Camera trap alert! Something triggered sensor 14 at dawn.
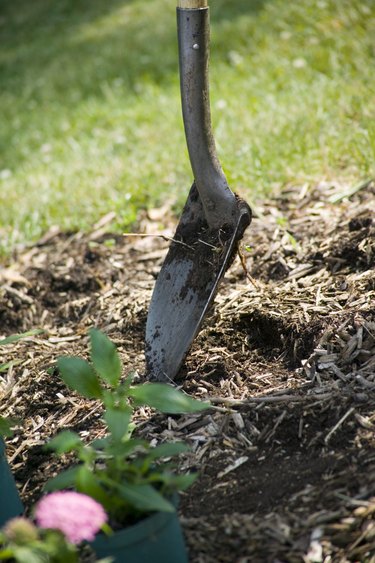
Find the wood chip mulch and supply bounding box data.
[0,180,374,562]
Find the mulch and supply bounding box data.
[0,179,374,562]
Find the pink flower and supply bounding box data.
[35,491,107,544]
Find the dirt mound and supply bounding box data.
[0,181,374,562]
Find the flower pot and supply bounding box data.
[0,438,24,526]
[90,507,188,563]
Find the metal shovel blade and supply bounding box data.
[145,183,251,381]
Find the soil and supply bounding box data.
[0,180,374,562]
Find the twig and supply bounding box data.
[123,232,194,250]
[217,456,249,478]
[237,246,260,288]
[197,239,218,250]
[325,407,355,444]
[2,285,33,305]
[208,392,334,406]
[265,410,287,443]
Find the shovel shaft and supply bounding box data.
[177,7,238,230]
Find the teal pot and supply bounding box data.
[90,506,188,563]
[0,438,24,526]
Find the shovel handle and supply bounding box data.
[177,5,238,230]
[178,1,207,7]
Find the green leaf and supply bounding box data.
[116,482,175,513]
[0,329,44,346]
[44,466,80,492]
[115,372,136,397]
[78,445,97,465]
[104,406,131,443]
[46,430,82,454]
[157,472,197,491]
[7,546,42,563]
[0,416,20,438]
[89,329,122,387]
[91,437,110,450]
[129,383,210,414]
[173,472,197,490]
[0,360,22,373]
[106,438,148,458]
[146,469,197,492]
[147,442,189,461]
[0,548,15,560]
[328,177,373,204]
[122,372,136,390]
[76,466,112,508]
[57,357,102,399]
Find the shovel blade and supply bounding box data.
[145,183,251,381]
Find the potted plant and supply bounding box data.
[0,428,24,527]
[0,491,110,562]
[44,329,208,562]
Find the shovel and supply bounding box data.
[145,0,251,382]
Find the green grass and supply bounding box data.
[0,0,374,255]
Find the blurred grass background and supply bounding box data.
[0,0,374,255]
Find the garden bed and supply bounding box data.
[0,180,374,562]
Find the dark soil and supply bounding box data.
[0,181,374,562]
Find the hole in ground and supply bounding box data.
[232,310,324,368]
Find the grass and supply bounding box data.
[0,0,374,255]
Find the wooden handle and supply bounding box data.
[178,0,208,7]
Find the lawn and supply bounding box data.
[0,0,374,255]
